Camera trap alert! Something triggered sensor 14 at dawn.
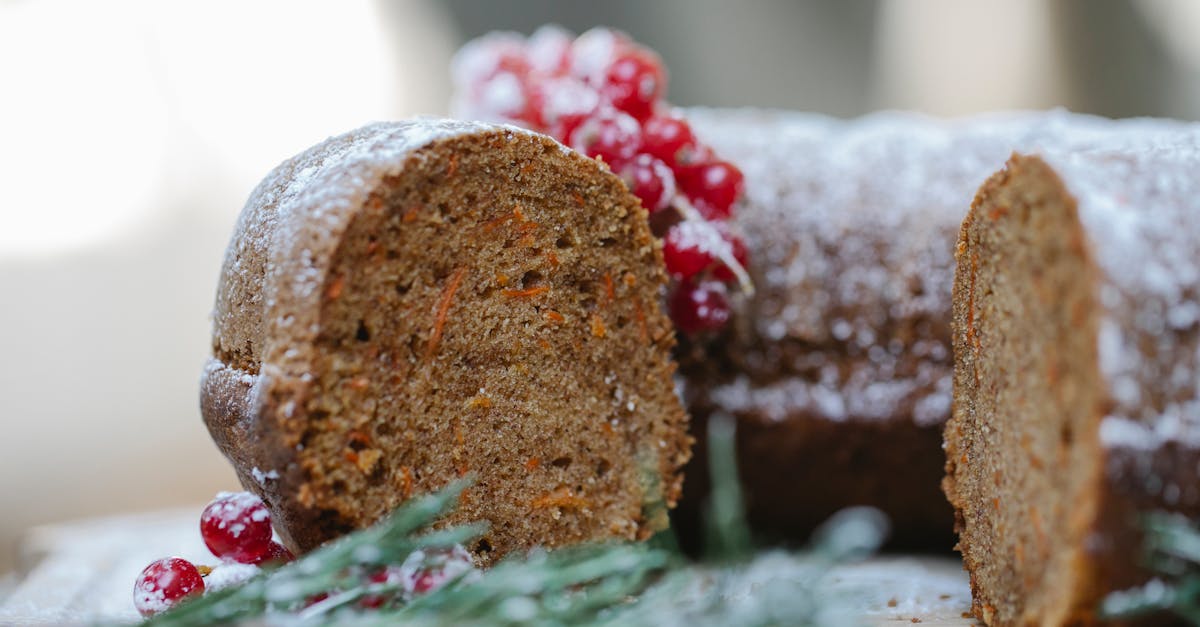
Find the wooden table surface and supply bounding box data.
[0,508,979,625]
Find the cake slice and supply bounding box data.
[200,119,690,562]
[946,141,1200,624]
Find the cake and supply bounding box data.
[676,109,1193,549]
[945,139,1200,624]
[200,119,691,562]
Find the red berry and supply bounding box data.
[642,115,697,166]
[200,492,274,564]
[662,221,723,279]
[525,25,572,76]
[678,160,744,220]
[670,280,732,334]
[711,226,750,281]
[620,154,676,212]
[569,28,628,84]
[254,541,294,566]
[133,557,205,617]
[530,76,599,141]
[400,545,475,598]
[602,49,666,120]
[569,108,642,164]
[360,566,403,608]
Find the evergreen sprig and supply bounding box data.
[1101,511,1200,624]
[139,421,888,626]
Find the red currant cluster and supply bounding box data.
[133,492,293,617]
[453,26,751,334]
[133,492,475,617]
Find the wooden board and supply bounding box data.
[0,508,978,625]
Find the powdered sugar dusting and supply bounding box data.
[686,108,1193,429]
[1035,136,1200,452]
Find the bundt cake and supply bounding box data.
[946,139,1200,624]
[200,119,690,562]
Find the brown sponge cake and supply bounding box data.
[946,141,1200,624]
[201,119,690,561]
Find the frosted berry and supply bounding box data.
[678,160,744,220]
[531,76,599,140]
[670,280,731,334]
[200,492,274,564]
[663,221,723,279]
[569,108,642,164]
[619,154,675,212]
[569,27,627,85]
[711,227,750,282]
[133,557,205,617]
[602,49,666,120]
[525,25,573,76]
[400,545,475,598]
[255,540,294,566]
[641,114,697,166]
[360,566,402,609]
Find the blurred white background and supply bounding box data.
[1,0,1197,578]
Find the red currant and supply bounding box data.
[200,492,274,564]
[360,566,402,609]
[133,557,205,617]
[569,108,642,165]
[602,49,666,120]
[663,221,722,279]
[569,28,627,85]
[255,540,294,566]
[711,226,750,281]
[642,114,696,165]
[400,545,475,598]
[525,25,572,76]
[670,280,732,334]
[619,154,675,212]
[531,76,598,140]
[678,160,744,220]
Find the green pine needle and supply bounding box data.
[1101,512,1200,624]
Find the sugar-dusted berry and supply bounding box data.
[133,557,205,617]
[569,108,642,165]
[678,159,744,221]
[641,114,697,166]
[619,154,676,212]
[603,49,666,121]
[200,492,274,564]
[670,279,732,334]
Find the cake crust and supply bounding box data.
[201,119,690,559]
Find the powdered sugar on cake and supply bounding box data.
[687,108,1197,430]
[1034,137,1200,453]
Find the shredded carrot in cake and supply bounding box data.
[531,487,588,510]
[446,154,458,177]
[426,267,466,359]
[325,275,345,300]
[399,466,414,499]
[590,314,606,338]
[502,285,550,298]
[543,310,565,323]
[546,250,560,268]
[466,395,492,410]
[633,297,649,343]
[602,272,616,304]
[525,457,541,470]
[402,206,421,223]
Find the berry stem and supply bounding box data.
[671,196,755,296]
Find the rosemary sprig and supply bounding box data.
[1101,511,1200,624]
[141,420,887,626]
